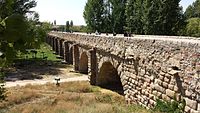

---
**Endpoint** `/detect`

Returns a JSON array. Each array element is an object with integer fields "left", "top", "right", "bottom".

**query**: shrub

[
  {"left": 153, "top": 99, "right": 186, "bottom": 113},
  {"left": 186, "top": 18, "right": 200, "bottom": 37}
]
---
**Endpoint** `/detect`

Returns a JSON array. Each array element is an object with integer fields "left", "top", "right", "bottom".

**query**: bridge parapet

[{"left": 48, "top": 32, "right": 200, "bottom": 112}]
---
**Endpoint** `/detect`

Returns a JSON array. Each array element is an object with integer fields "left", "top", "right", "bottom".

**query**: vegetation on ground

[
  {"left": 16, "top": 43, "right": 60, "bottom": 62},
  {"left": 153, "top": 99, "right": 186, "bottom": 113},
  {"left": 0, "top": 81, "right": 151, "bottom": 113}
]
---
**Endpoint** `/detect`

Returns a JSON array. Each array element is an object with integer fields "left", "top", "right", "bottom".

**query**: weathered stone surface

[
  {"left": 162, "top": 82, "right": 168, "bottom": 88},
  {"left": 190, "top": 109, "right": 200, "bottom": 113},
  {"left": 166, "top": 89, "right": 175, "bottom": 98},
  {"left": 184, "top": 106, "right": 191, "bottom": 113},
  {"left": 185, "top": 97, "right": 198, "bottom": 110},
  {"left": 198, "top": 103, "right": 200, "bottom": 111},
  {"left": 154, "top": 84, "right": 166, "bottom": 93},
  {"left": 162, "top": 94, "right": 170, "bottom": 101},
  {"left": 168, "top": 84, "right": 174, "bottom": 90},
  {"left": 48, "top": 32, "right": 200, "bottom": 111},
  {"left": 185, "top": 90, "right": 192, "bottom": 97}
]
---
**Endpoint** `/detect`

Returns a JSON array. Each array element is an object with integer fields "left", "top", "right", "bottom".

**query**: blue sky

[{"left": 33, "top": 0, "right": 196, "bottom": 25}]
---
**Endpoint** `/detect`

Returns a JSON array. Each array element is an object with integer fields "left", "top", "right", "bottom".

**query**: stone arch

[
  {"left": 97, "top": 61, "right": 123, "bottom": 91},
  {"left": 79, "top": 52, "right": 88, "bottom": 74}
]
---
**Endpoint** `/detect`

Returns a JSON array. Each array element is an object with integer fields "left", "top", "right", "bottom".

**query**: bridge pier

[
  {"left": 55, "top": 38, "right": 59, "bottom": 54},
  {"left": 59, "top": 39, "right": 64, "bottom": 58},
  {"left": 90, "top": 48, "right": 97, "bottom": 85},
  {"left": 64, "top": 42, "right": 70, "bottom": 63},
  {"left": 73, "top": 45, "right": 80, "bottom": 72}
]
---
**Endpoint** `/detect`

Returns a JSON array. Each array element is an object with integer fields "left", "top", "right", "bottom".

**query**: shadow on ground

[{"left": 4, "top": 58, "right": 70, "bottom": 81}]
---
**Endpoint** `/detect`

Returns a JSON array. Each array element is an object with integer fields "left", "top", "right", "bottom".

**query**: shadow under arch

[
  {"left": 97, "top": 61, "right": 123, "bottom": 94},
  {"left": 79, "top": 52, "right": 88, "bottom": 74}
]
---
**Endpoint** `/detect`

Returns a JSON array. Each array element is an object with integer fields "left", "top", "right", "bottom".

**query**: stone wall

[{"left": 48, "top": 32, "right": 200, "bottom": 112}]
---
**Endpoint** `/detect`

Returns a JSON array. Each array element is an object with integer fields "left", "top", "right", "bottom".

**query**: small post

[{"left": 54, "top": 76, "right": 61, "bottom": 86}]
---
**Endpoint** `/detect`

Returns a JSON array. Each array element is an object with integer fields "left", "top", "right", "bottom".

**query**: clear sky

[{"left": 33, "top": 0, "right": 196, "bottom": 25}]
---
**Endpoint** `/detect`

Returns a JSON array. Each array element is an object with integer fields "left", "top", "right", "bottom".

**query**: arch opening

[
  {"left": 97, "top": 62, "right": 123, "bottom": 93},
  {"left": 79, "top": 52, "right": 88, "bottom": 74}
]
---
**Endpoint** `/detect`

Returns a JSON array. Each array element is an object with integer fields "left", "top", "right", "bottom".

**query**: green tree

[
  {"left": 185, "top": 0, "right": 200, "bottom": 19},
  {"left": 110, "top": 0, "right": 126, "bottom": 34},
  {"left": 70, "top": 20, "right": 73, "bottom": 27},
  {"left": 185, "top": 18, "right": 200, "bottom": 37},
  {"left": 125, "top": 0, "right": 136, "bottom": 33},
  {"left": 83, "top": 0, "right": 104, "bottom": 32},
  {"left": 102, "top": 0, "right": 112, "bottom": 33},
  {"left": 143, "top": 0, "right": 161, "bottom": 35},
  {"left": 66, "top": 21, "right": 70, "bottom": 32},
  {"left": 158, "top": 0, "right": 183, "bottom": 35}
]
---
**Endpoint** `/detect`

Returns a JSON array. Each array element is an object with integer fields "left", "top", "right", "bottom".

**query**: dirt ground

[{"left": 4, "top": 61, "right": 89, "bottom": 87}]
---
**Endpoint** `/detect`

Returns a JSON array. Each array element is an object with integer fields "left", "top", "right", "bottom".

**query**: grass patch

[
  {"left": 0, "top": 81, "right": 151, "bottom": 113},
  {"left": 17, "top": 43, "right": 60, "bottom": 62}
]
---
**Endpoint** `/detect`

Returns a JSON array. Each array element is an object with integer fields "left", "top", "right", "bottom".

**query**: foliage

[
  {"left": 185, "top": 0, "right": 200, "bottom": 19},
  {"left": 0, "top": 0, "right": 51, "bottom": 64},
  {"left": 83, "top": 0, "right": 104, "bottom": 32},
  {"left": 185, "top": 18, "right": 200, "bottom": 37},
  {"left": 70, "top": 25, "right": 87, "bottom": 32},
  {"left": 17, "top": 43, "right": 60, "bottom": 62},
  {"left": 70, "top": 20, "right": 73, "bottom": 27},
  {"left": 84, "top": 0, "right": 184, "bottom": 35},
  {"left": 66, "top": 21, "right": 70, "bottom": 32},
  {"left": 109, "top": 0, "right": 126, "bottom": 34},
  {"left": 153, "top": 99, "right": 186, "bottom": 113}
]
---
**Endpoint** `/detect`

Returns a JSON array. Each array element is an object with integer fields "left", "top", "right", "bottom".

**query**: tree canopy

[
  {"left": 83, "top": 0, "right": 184, "bottom": 36},
  {"left": 185, "top": 0, "right": 200, "bottom": 19},
  {"left": 0, "top": 0, "right": 50, "bottom": 64}
]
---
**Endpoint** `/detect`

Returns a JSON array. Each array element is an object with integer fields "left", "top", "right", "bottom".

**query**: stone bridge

[{"left": 47, "top": 32, "right": 200, "bottom": 112}]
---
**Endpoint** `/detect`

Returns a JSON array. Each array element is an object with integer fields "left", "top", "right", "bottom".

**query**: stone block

[
  {"left": 198, "top": 103, "right": 200, "bottom": 111},
  {"left": 185, "top": 90, "right": 192, "bottom": 97},
  {"left": 166, "top": 89, "right": 175, "bottom": 98},
  {"left": 190, "top": 109, "right": 200, "bottom": 113},
  {"left": 162, "top": 82, "right": 168, "bottom": 88},
  {"left": 169, "top": 70, "right": 179, "bottom": 76},
  {"left": 168, "top": 84, "right": 174, "bottom": 90},
  {"left": 162, "top": 94, "right": 170, "bottom": 101},
  {"left": 149, "top": 94, "right": 154, "bottom": 99},
  {"left": 159, "top": 75, "right": 164, "bottom": 81},
  {"left": 154, "top": 84, "right": 166, "bottom": 93},
  {"left": 149, "top": 99, "right": 156, "bottom": 105},
  {"left": 165, "top": 73, "right": 172, "bottom": 79},
  {"left": 164, "top": 77, "right": 170, "bottom": 83},
  {"left": 175, "top": 93, "right": 181, "bottom": 101},
  {"left": 174, "top": 86, "right": 179, "bottom": 92},
  {"left": 184, "top": 106, "right": 191, "bottom": 113},
  {"left": 157, "top": 92, "right": 162, "bottom": 98},
  {"left": 185, "top": 97, "right": 197, "bottom": 110}
]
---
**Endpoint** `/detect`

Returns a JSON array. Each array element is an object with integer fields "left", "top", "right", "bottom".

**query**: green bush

[
  {"left": 153, "top": 99, "right": 186, "bottom": 113},
  {"left": 186, "top": 18, "right": 200, "bottom": 37}
]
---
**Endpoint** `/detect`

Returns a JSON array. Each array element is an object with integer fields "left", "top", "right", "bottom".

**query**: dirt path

[
  {"left": 5, "top": 75, "right": 89, "bottom": 88},
  {"left": 4, "top": 64, "right": 89, "bottom": 88}
]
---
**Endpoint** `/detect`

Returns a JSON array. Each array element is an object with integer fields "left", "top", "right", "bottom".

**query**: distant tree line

[{"left": 83, "top": 0, "right": 200, "bottom": 37}]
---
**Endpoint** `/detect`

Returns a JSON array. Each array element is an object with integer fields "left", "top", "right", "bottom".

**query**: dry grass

[{"left": 0, "top": 81, "right": 151, "bottom": 113}]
